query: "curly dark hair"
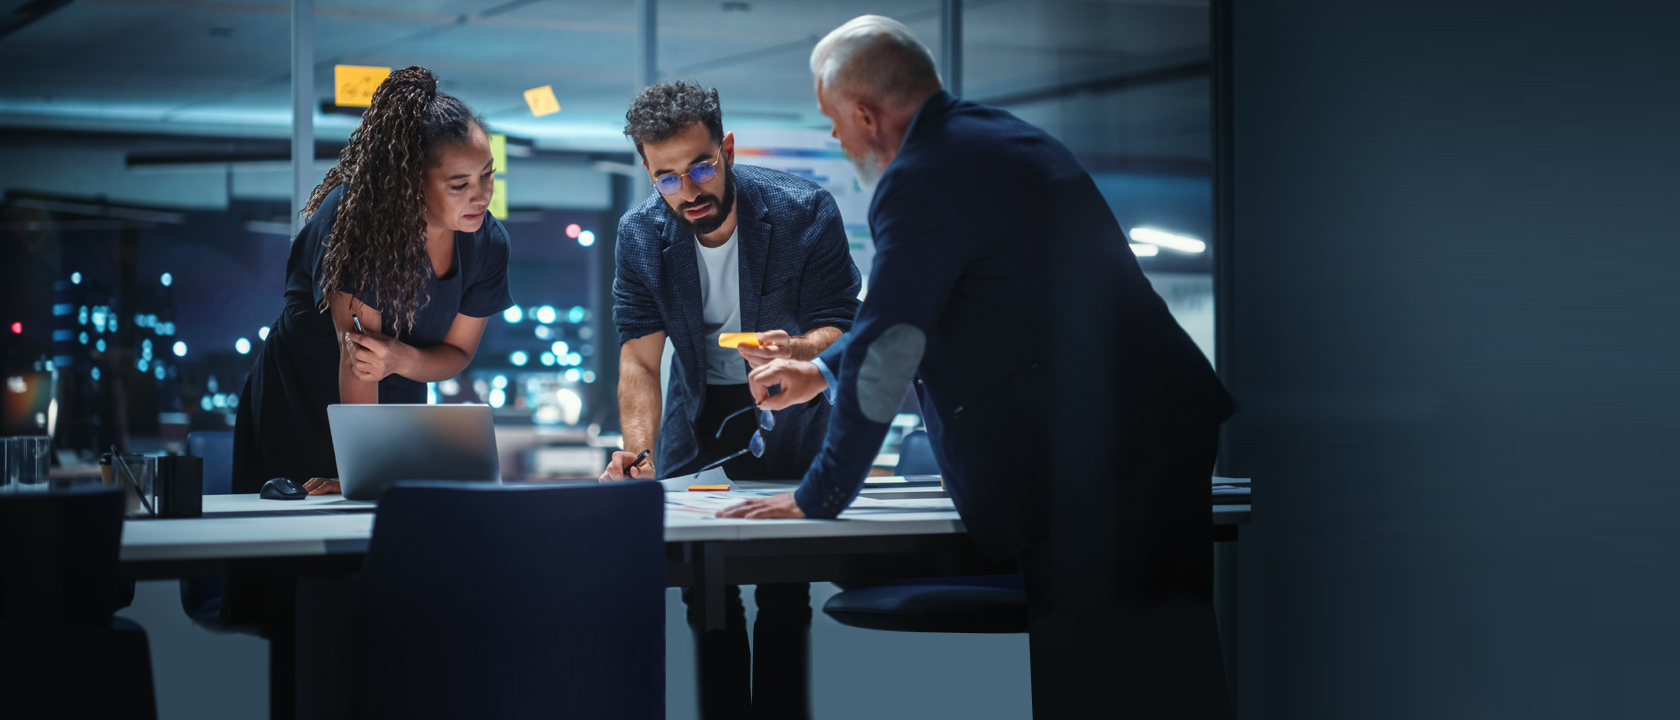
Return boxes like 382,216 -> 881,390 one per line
624,81 -> 724,162
303,66 -> 486,338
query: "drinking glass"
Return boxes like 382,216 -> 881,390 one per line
3,436 -> 51,492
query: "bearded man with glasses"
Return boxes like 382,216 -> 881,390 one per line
602,80 -> 861,720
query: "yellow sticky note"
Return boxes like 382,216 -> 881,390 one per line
334,65 -> 391,107
523,85 -> 560,117
489,179 -> 507,220
718,332 -> 759,348
489,133 -> 507,174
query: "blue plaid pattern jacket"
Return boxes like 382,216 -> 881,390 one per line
612,163 -> 862,478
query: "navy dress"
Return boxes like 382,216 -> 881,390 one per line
231,185 -> 514,493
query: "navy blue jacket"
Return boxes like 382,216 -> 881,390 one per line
613,163 -> 862,478
793,92 -> 1234,559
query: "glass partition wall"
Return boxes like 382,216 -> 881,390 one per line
1,0 -> 1212,477
965,0 -> 1215,361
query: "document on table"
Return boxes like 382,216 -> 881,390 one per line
838,495 -> 957,514
664,491 -> 770,518
658,466 -> 732,492
663,491 -> 956,519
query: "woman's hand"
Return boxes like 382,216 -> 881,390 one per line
345,330 -> 415,382
303,477 -> 341,495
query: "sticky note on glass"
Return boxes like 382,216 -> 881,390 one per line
488,179 -> 507,219
524,85 -> 560,117
489,133 -> 507,174
718,333 -> 758,348
335,65 -> 391,107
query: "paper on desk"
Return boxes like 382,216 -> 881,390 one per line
662,489 -> 956,520
664,490 -> 780,518
839,496 -> 957,515
659,466 -> 732,492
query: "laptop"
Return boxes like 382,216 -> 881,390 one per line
327,404 -> 500,501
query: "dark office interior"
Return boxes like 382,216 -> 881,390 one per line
4,1 -> 1679,718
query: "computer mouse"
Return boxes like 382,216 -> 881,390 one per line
260,477 -> 308,500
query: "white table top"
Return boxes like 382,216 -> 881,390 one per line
120,480 -> 1249,563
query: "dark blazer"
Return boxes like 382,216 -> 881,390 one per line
792,92 -> 1234,559
613,163 -> 862,478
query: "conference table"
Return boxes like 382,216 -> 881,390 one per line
118,478 -> 1249,719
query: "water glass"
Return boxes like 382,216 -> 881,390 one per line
3,436 -> 52,492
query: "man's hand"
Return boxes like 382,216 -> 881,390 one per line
599,451 -> 655,481
346,330 -> 413,382
737,330 -> 795,369
716,492 -> 807,519
303,477 -> 341,495
747,359 -> 828,410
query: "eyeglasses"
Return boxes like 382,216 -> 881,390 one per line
650,158 -> 720,196
698,403 -> 776,473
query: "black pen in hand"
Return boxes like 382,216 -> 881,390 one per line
626,449 -> 650,475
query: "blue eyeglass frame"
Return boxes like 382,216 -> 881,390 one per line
698,403 -> 776,473
651,158 -> 720,196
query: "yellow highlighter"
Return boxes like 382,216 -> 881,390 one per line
717,333 -> 759,348
688,485 -> 731,491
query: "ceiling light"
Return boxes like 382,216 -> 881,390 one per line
1130,244 -> 1159,257
1130,228 -> 1204,253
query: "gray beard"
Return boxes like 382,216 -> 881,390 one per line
849,149 -> 886,190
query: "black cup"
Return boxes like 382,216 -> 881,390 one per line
155,454 -> 204,518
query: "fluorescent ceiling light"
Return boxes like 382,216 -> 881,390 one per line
1130,228 -> 1205,253
1130,243 -> 1159,257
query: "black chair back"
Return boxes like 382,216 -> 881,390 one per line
895,429 -> 943,476
0,484 -> 127,625
355,480 -> 665,719
0,484 -> 157,719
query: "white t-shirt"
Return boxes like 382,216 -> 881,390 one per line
695,228 -> 748,385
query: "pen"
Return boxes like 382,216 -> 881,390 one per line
627,449 -> 650,473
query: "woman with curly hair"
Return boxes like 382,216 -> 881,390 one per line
232,66 -> 513,495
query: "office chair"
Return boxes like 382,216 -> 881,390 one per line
822,430 -> 1030,634
0,484 -> 159,718
179,430 -> 234,627
894,428 -> 942,476
344,481 -> 665,719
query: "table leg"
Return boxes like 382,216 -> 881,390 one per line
264,573 -> 298,720
1214,537 -> 1238,705
696,542 -> 728,632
